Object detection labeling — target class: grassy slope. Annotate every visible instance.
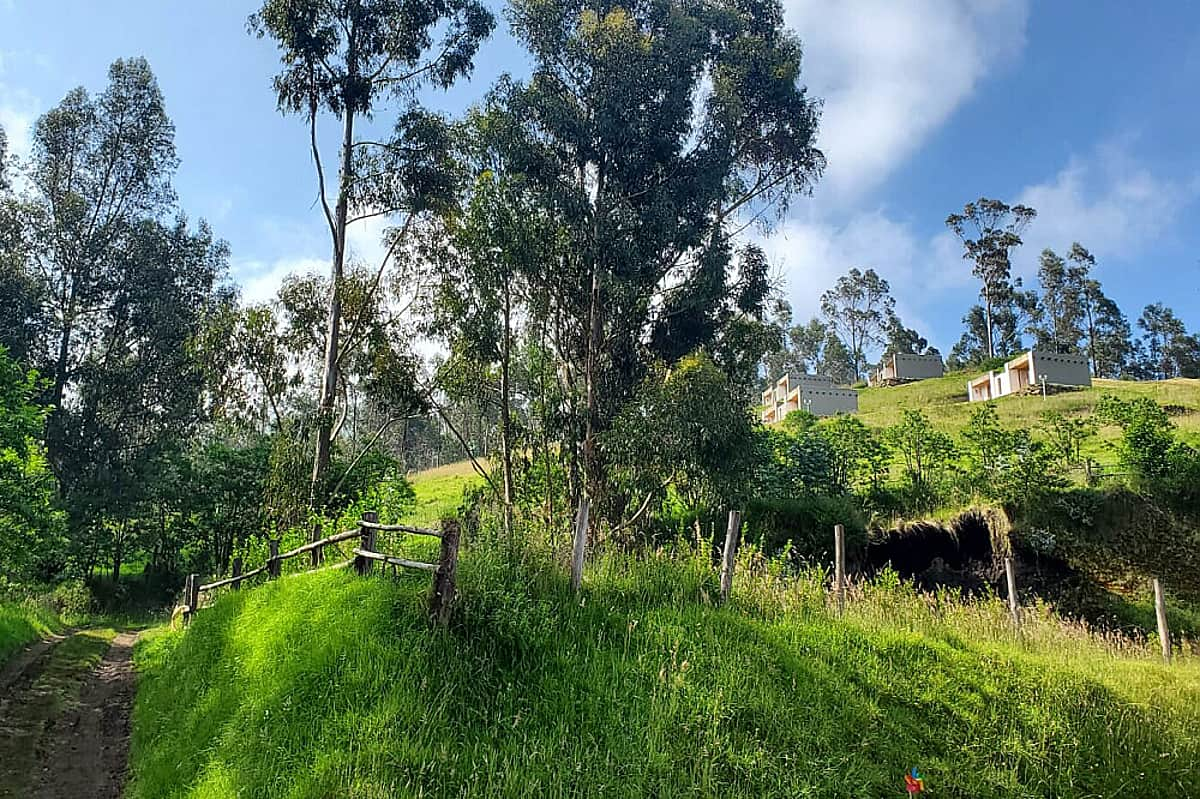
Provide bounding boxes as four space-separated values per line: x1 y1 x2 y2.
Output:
855 373 1200 468
405 459 486 527
130 553 1200 799
0 599 63 665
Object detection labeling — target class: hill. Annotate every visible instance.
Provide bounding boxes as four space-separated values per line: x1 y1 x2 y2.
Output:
128 551 1200 798
855 373 1200 469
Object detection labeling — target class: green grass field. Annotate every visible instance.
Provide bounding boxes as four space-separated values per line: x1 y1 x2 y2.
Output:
405 459 487 527
129 544 1200 799
856 373 1200 468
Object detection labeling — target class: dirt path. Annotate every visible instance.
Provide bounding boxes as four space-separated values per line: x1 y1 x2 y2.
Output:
0 629 139 799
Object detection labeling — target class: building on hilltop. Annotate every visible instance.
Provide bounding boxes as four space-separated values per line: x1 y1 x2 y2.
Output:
868 353 945 387
967 350 1091 402
760 373 859 423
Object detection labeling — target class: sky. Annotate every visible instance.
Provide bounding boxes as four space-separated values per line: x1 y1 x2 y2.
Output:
2 1 1199 356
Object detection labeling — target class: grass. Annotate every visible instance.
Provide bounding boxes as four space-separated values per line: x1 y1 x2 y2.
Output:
129 543 1200 798
856 373 1200 468
405 459 487 527
0 598 65 665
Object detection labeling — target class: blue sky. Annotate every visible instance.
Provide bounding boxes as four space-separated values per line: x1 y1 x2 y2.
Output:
2 1 1198 356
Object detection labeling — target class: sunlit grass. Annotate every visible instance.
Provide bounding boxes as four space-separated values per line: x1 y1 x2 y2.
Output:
0 598 64 664
130 541 1200 798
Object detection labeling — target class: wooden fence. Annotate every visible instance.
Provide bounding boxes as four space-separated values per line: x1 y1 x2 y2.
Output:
180 512 461 626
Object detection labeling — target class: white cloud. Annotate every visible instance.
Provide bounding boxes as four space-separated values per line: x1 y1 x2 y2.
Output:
784 0 1028 203
1015 141 1200 277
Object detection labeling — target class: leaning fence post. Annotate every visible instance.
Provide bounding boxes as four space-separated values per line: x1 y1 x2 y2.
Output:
570 498 590 592
834 524 846 615
310 520 323 569
268 538 281 579
1005 556 1021 631
429 517 462 626
356 511 378 576
1154 577 1171 664
231 557 243 590
719 510 743 602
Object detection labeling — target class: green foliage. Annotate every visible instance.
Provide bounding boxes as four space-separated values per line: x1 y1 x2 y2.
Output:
129 549 1200 798
0 347 66 581
960 403 1065 505
886 409 957 507
0 596 63 665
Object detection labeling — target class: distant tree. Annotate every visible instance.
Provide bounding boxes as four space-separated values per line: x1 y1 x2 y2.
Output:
882 310 938 359
1029 248 1084 353
945 198 1037 359
820 267 894 381
818 331 857 385
762 301 829 382
1137 303 1200 379
1062 244 1135 378
249 0 495 503
947 282 1036 369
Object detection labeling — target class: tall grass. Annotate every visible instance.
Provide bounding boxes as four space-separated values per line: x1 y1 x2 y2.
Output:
0 597 64 664
130 536 1200 798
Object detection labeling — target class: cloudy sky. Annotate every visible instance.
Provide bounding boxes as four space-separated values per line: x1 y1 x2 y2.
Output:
2 1 1198 353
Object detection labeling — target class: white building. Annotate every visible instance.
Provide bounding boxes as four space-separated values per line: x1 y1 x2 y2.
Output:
761 373 859 423
967 350 1091 402
869 353 945 386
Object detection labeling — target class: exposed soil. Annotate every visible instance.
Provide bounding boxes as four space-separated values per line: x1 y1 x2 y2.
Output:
0 629 139 799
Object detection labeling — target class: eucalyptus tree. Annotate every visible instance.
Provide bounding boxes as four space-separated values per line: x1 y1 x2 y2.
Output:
1030 248 1084 354
946 198 1037 359
493 0 824 522
18 58 178 461
249 0 495 503
819 267 894 380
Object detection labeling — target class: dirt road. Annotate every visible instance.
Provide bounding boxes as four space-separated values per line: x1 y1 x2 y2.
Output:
0 628 139 799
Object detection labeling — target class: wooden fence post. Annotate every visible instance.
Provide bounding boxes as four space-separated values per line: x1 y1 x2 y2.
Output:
356 511 378 576
182 574 195 622
231 556 242 590
310 521 323 569
719 510 743 602
1005 556 1021 631
429 518 462 626
570 498 590 592
268 538 281 579
1154 577 1171 664
834 524 846 615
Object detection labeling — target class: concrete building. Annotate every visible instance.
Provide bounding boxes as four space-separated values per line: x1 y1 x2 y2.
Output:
967 350 1091 402
761 373 859 423
869 353 945 386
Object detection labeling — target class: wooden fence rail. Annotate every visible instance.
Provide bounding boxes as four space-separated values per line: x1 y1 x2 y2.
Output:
183 513 460 626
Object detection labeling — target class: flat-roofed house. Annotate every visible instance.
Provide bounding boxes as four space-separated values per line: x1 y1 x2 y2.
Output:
966 350 1091 402
761 373 859 423
869 353 945 386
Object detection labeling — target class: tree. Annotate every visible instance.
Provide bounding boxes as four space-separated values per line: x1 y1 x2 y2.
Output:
947 282 1036 368
1062 244 1135 378
882 310 938 358
250 0 495 503
819 267 894 381
1137 303 1200 379
20 58 178 466
762 302 828 382
945 198 1037 359
492 0 825 525
1029 248 1084 353
886 409 955 506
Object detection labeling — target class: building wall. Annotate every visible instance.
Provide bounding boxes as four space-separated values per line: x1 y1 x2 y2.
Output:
762 374 857 420
892 353 944 380
1030 351 1092 387
800 387 859 416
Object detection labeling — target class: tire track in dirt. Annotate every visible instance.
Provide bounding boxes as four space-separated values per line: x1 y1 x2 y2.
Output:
0 629 139 799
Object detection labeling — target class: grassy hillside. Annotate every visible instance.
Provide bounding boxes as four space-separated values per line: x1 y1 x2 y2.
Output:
856 373 1200 468
0 598 63 664
130 549 1200 798
405 459 486 526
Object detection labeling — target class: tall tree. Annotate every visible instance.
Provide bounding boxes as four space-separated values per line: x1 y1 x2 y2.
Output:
250 0 495 503
762 302 829 382
945 198 1037 359
20 58 178 466
1138 303 1200 379
882 311 938 359
493 0 824 524
947 281 1036 369
1064 244 1134 378
819 267 894 381
1030 248 1084 353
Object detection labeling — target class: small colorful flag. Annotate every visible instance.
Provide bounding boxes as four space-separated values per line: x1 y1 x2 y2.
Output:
904 767 925 794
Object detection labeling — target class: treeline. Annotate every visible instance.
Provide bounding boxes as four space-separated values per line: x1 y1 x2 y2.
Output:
766 199 1200 384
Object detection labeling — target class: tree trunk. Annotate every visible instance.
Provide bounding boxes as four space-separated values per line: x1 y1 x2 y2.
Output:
310 105 357 505
982 285 995 360
499 277 515 547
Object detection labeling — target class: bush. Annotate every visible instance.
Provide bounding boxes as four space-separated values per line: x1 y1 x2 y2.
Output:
742 494 867 562
49 579 93 619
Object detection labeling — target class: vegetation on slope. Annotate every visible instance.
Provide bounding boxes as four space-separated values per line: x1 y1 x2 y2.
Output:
131 547 1200 799
856 373 1200 467
0 598 62 664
